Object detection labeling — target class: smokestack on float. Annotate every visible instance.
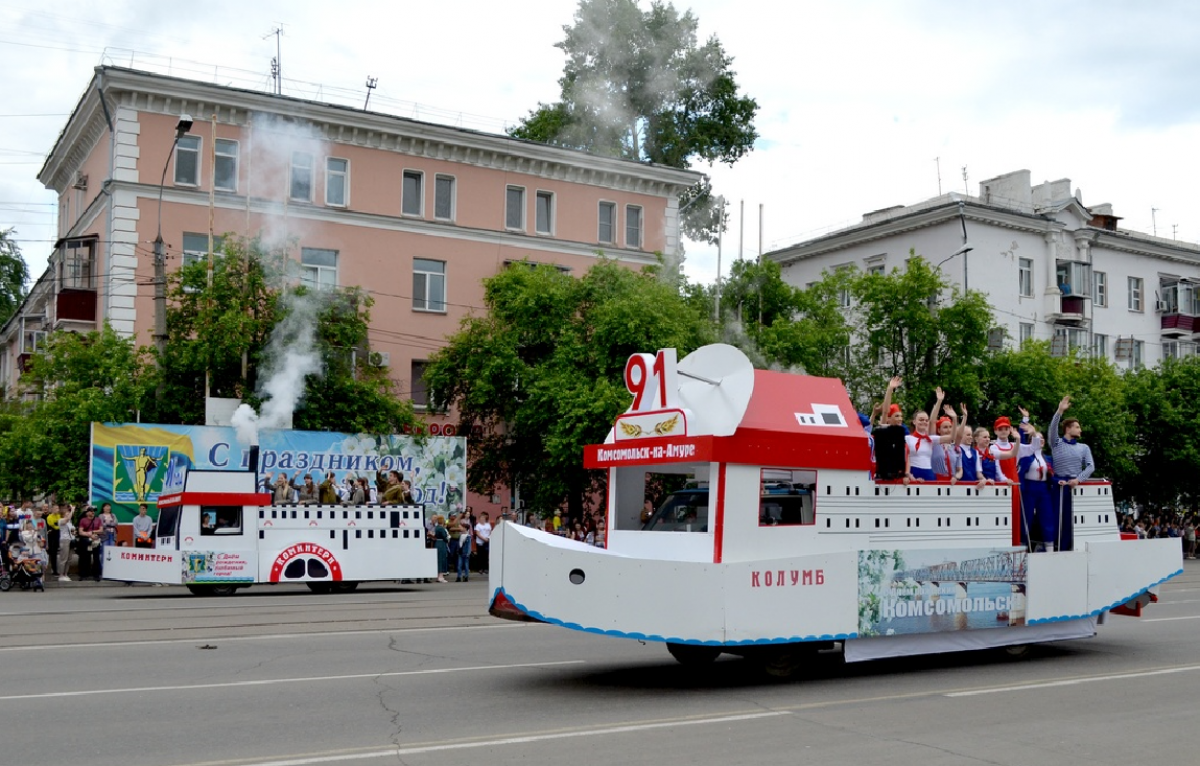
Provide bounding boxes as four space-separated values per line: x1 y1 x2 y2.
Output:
248 445 260 475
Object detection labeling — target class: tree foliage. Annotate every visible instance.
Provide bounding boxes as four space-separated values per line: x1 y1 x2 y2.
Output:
509 0 758 243
1123 356 1200 509
0 227 29 327
425 259 714 516
152 235 417 434
0 325 149 501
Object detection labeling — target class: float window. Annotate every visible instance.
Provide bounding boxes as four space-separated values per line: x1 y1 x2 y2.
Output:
200 506 243 536
758 468 817 526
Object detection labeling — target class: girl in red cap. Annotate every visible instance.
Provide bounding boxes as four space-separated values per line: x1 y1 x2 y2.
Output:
906 387 959 483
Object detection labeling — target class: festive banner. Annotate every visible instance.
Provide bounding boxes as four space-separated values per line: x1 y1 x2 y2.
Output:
91 423 466 521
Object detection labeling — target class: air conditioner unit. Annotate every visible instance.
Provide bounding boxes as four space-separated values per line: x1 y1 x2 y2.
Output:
73 171 88 190
368 351 390 368
1155 300 1168 313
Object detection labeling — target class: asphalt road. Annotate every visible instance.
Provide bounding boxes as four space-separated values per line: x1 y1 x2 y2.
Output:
3 564 1200 766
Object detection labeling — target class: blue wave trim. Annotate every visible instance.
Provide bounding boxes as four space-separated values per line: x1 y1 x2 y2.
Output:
490 586 856 646
1026 568 1183 625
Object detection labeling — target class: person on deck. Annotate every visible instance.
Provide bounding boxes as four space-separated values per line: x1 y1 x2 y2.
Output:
1016 409 1053 551
1048 395 1095 552
905 387 958 484
874 377 908 481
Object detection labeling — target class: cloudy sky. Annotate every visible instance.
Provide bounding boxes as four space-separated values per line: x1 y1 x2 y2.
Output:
1 0 1197 287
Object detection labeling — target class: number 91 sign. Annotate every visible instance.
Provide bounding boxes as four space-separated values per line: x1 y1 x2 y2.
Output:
624 349 679 413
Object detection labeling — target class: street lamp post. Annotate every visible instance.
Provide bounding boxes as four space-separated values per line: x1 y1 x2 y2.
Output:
153 114 193 374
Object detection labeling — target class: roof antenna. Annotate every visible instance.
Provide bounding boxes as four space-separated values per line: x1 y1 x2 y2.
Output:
364 76 378 110
264 23 285 95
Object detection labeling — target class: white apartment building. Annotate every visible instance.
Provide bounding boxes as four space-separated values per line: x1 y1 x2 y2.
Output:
766 169 1200 368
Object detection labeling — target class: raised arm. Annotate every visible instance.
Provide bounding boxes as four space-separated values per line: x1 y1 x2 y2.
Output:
1048 395 1070 449
880 376 902 421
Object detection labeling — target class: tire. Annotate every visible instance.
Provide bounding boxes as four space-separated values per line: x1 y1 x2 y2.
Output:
1001 643 1032 659
755 644 824 678
0 575 10 592
331 581 359 593
666 642 722 665
186 584 239 597
306 582 333 594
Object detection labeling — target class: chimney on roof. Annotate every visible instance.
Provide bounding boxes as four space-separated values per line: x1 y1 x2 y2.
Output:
978 170 1032 213
1088 203 1120 232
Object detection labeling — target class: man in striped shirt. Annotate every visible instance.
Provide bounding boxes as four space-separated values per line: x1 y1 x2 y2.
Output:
1047 395 1095 552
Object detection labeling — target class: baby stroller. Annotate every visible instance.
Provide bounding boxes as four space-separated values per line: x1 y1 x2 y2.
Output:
8 544 45 592
0 552 10 592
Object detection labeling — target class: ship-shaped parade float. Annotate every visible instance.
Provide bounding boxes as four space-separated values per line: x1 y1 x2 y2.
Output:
488 344 1181 675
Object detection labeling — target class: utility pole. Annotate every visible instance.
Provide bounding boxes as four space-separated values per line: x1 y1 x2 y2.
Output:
1151 207 1159 237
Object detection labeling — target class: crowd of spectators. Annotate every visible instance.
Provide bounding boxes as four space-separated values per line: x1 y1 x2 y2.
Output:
1120 512 1200 558
2 501 117 584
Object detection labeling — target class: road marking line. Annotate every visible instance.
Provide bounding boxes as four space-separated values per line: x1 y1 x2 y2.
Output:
0 660 584 702
945 664 1200 697
166 711 790 766
1142 614 1200 622
0 622 540 652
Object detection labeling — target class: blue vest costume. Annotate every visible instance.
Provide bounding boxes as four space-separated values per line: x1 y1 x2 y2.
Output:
1017 435 1054 550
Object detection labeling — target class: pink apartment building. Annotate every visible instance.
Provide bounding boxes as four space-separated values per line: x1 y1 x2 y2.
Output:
1 66 700 515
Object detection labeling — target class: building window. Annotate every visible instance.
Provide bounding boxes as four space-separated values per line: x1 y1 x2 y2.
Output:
535 191 553 235
1128 276 1143 311
1093 333 1108 358
434 175 455 221
598 201 616 244
1019 323 1033 345
214 139 238 192
1132 339 1144 369
626 205 643 248
1053 326 1089 355
1055 261 1091 297
290 152 313 202
402 170 423 216
174 135 201 186
300 248 338 291
413 258 446 312
411 360 429 409
325 158 348 207
182 232 224 267
505 186 525 230
1018 258 1033 297
867 263 885 277
22 330 46 354
1093 271 1107 307
61 238 96 289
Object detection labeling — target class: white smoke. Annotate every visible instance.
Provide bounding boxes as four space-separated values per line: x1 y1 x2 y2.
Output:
230 290 324 445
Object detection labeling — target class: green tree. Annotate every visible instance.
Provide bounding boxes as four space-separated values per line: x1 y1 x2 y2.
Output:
847 255 992 413
1124 357 1200 509
0 325 149 501
0 227 30 326
509 0 758 243
425 259 715 518
153 235 416 434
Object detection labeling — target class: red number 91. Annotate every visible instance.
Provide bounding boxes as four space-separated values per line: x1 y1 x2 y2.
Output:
624 352 667 412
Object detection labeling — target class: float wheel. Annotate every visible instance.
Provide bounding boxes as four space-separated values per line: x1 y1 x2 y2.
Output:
666 642 722 665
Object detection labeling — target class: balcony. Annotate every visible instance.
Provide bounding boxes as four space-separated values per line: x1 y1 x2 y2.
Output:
55 288 97 325
1159 282 1198 338
1048 294 1088 325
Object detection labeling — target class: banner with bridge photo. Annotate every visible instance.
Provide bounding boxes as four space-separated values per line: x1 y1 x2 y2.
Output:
857 548 1028 637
